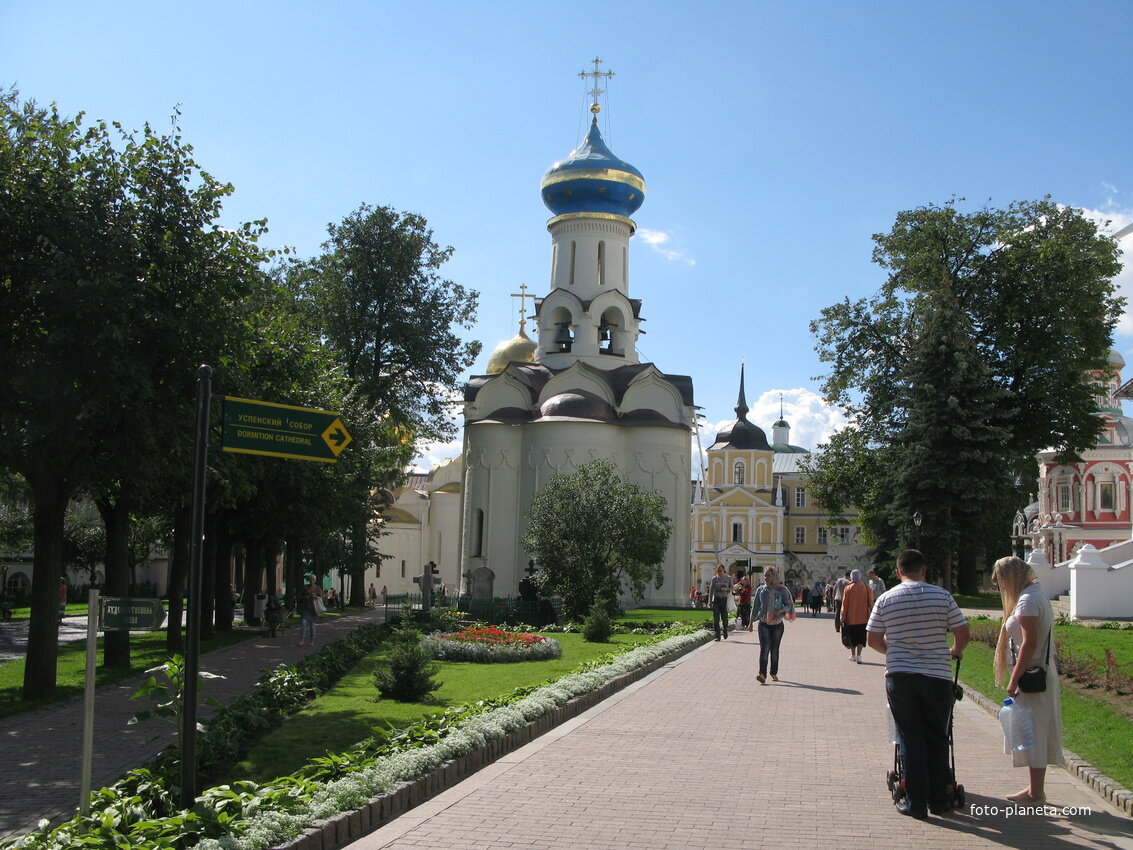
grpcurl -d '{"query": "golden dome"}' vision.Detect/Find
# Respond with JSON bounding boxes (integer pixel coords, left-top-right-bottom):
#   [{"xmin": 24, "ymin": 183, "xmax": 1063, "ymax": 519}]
[{"xmin": 486, "ymin": 328, "xmax": 536, "ymax": 374}]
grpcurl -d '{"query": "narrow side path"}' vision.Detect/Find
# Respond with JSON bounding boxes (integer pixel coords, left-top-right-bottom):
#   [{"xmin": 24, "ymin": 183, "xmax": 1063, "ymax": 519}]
[
  {"xmin": 346, "ymin": 613, "xmax": 1132, "ymax": 850},
  {"xmin": 0, "ymin": 605, "xmax": 385, "ymax": 839}
]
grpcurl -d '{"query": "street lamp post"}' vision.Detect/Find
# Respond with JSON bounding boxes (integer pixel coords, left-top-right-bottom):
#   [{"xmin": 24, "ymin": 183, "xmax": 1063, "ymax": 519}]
[{"xmin": 912, "ymin": 510, "xmax": 923, "ymax": 549}]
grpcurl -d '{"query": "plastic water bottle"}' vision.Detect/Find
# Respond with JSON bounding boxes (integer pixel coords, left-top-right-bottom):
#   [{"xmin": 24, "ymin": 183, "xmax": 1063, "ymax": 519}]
[
  {"xmin": 999, "ymin": 698, "xmax": 1035, "ymax": 751},
  {"xmin": 885, "ymin": 702, "xmax": 899, "ymax": 745}
]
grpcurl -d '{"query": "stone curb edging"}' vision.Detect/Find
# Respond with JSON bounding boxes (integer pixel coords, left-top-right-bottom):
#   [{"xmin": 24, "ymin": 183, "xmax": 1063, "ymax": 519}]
[
  {"xmin": 272, "ymin": 632, "xmax": 713, "ymax": 850},
  {"xmin": 958, "ymin": 682, "xmax": 1132, "ymax": 817}
]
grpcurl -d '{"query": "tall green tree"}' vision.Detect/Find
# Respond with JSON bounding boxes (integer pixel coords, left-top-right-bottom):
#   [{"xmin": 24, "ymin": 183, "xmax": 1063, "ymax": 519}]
[
  {"xmin": 0, "ymin": 92, "xmax": 263, "ymax": 694},
  {"xmin": 522, "ymin": 460, "xmax": 672, "ymax": 620},
  {"xmin": 885, "ymin": 287, "xmax": 1013, "ymax": 590},
  {"xmin": 809, "ymin": 198, "xmax": 1123, "ymax": 588},
  {"xmin": 287, "ymin": 204, "xmax": 480, "ymax": 603}
]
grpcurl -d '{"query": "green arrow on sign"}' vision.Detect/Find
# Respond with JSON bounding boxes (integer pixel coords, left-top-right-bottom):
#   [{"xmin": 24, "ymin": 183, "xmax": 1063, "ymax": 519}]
[{"xmin": 221, "ymin": 397, "xmax": 352, "ymax": 463}]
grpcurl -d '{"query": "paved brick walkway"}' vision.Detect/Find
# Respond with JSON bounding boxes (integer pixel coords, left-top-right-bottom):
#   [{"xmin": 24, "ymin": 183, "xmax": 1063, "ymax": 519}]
[
  {"xmin": 0, "ymin": 605, "xmax": 386, "ymax": 839},
  {"xmin": 345, "ymin": 614, "xmax": 1133, "ymax": 850}
]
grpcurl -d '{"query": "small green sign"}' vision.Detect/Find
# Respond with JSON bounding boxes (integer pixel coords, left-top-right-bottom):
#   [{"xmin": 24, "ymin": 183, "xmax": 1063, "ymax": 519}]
[
  {"xmin": 221, "ymin": 397, "xmax": 352, "ymax": 463},
  {"xmin": 101, "ymin": 597, "xmax": 166, "ymax": 631}
]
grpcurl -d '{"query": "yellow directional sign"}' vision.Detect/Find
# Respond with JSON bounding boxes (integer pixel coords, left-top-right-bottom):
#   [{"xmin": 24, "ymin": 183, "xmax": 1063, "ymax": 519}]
[{"xmin": 222, "ymin": 397, "xmax": 352, "ymax": 463}]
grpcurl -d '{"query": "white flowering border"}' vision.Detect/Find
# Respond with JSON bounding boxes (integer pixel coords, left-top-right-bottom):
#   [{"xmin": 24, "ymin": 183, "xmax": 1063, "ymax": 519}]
[
  {"xmin": 191, "ymin": 629, "xmax": 707, "ymax": 850},
  {"xmin": 426, "ymin": 633, "xmax": 562, "ymax": 662}
]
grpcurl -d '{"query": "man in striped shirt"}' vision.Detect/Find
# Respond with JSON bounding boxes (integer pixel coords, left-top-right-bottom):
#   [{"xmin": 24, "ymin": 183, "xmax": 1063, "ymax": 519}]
[{"xmin": 867, "ymin": 549, "xmax": 969, "ymax": 820}]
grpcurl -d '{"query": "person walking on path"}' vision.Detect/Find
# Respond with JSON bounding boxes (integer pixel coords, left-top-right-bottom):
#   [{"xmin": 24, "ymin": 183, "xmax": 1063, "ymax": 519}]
[
  {"xmin": 992, "ymin": 555, "xmax": 1063, "ymax": 805},
  {"xmin": 840, "ymin": 569, "xmax": 873, "ymax": 663},
  {"xmin": 753, "ymin": 567, "xmax": 795, "ymax": 684},
  {"xmin": 708, "ymin": 564, "xmax": 734, "ymax": 641},
  {"xmin": 832, "ymin": 570, "xmax": 850, "ymax": 630},
  {"xmin": 867, "ymin": 549, "xmax": 969, "ymax": 819},
  {"xmin": 867, "ymin": 568, "xmax": 886, "ymax": 604},
  {"xmin": 735, "ymin": 573, "xmax": 754, "ymax": 632},
  {"xmin": 298, "ymin": 575, "xmax": 323, "ymax": 647}
]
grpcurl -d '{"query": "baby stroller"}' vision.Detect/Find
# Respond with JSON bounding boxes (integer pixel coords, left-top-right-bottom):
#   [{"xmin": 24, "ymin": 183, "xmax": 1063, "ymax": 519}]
[{"xmin": 886, "ymin": 657, "xmax": 965, "ymax": 810}]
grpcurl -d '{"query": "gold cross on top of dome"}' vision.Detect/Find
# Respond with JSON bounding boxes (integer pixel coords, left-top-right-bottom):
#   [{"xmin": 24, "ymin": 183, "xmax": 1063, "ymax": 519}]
[
  {"xmin": 579, "ymin": 57, "xmax": 614, "ymax": 116},
  {"xmin": 510, "ymin": 283, "xmax": 532, "ymax": 333}
]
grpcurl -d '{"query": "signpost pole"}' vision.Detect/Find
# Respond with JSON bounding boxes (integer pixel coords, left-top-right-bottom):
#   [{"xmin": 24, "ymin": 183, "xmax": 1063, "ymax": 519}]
[
  {"xmin": 181, "ymin": 364, "xmax": 212, "ymax": 807},
  {"xmin": 79, "ymin": 587, "xmax": 99, "ymax": 815}
]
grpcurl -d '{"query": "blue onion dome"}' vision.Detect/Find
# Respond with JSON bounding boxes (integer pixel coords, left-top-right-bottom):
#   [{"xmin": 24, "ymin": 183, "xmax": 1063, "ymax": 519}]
[{"xmin": 541, "ymin": 118, "xmax": 646, "ymax": 218}]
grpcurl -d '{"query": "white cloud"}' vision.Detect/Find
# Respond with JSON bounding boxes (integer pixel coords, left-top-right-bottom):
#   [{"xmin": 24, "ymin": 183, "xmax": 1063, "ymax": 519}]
[
  {"xmin": 1077, "ymin": 205, "xmax": 1133, "ymax": 341},
  {"xmin": 411, "ymin": 437, "xmax": 463, "ymax": 474},
  {"xmin": 637, "ymin": 227, "xmax": 696, "ymax": 265}
]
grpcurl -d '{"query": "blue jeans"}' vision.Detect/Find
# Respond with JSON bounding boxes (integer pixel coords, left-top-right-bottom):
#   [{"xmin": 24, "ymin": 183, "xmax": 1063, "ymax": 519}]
[
  {"xmin": 757, "ymin": 621, "xmax": 784, "ymax": 676},
  {"xmin": 886, "ymin": 673, "xmax": 954, "ymax": 813},
  {"xmin": 712, "ymin": 598, "xmax": 730, "ymax": 638},
  {"xmin": 300, "ymin": 617, "xmax": 317, "ymax": 642}
]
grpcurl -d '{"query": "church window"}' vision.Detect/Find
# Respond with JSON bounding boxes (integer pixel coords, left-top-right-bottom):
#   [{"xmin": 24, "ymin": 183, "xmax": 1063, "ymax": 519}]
[
  {"xmin": 597, "ymin": 240, "xmax": 606, "ymax": 286},
  {"xmin": 818, "ymin": 527, "xmax": 828, "ymax": 545},
  {"xmin": 473, "ymin": 509, "xmax": 485, "ymax": 557},
  {"xmin": 733, "ymin": 462, "xmax": 745, "ymax": 485},
  {"xmin": 732, "ymin": 521, "xmax": 743, "ymax": 543},
  {"xmin": 795, "ymin": 488, "xmax": 807, "ymax": 508},
  {"xmin": 622, "ymin": 246, "xmax": 627, "ymax": 284},
  {"xmin": 1100, "ymin": 482, "xmax": 1114, "ymax": 510},
  {"xmin": 1057, "ymin": 483, "xmax": 1071, "ymax": 513},
  {"xmin": 794, "ymin": 526, "xmax": 806, "ymax": 544},
  {"xmin": 569, "ymin": 241, "xmax": 576, "ymax": 285},
  {"xmin": 400, "ymin": 560, "xmax": 406, "ymax": 578}
]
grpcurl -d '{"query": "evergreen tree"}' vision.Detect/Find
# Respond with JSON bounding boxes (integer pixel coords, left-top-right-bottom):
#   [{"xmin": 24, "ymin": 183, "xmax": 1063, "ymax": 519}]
[{"xmin": 887, "ymin": 286, "xmax": 1012, "ymax": 591}]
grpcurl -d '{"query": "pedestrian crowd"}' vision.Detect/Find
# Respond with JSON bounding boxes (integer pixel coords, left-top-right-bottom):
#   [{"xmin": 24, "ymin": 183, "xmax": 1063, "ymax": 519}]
[{"xmin": 701, "ymin": 548, "xmax": 1063, "ymax": 822}]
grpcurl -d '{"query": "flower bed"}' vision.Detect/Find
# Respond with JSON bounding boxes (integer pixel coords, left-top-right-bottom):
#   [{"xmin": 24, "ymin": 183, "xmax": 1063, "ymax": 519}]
[{"xmin": 426, "ymin": 626, "xmax": 562, "ymax": 662}]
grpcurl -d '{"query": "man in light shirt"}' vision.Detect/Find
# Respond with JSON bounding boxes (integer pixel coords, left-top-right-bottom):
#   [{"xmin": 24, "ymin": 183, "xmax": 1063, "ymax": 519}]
[{"xmin": 867, "ymin": 550, "xmax": 969, "ymax": 820}]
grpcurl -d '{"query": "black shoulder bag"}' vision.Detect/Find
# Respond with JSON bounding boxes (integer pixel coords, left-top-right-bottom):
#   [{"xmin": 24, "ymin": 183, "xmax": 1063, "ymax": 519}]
[{"xmin": 1017, "ymin": 626, "xmax": 1051, "ymax": 693}]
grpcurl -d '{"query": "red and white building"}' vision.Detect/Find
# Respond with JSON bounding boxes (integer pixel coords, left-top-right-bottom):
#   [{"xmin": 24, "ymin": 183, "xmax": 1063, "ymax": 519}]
[{"xmin": 1031, "ymin": 350, "xmax": 1133, "ymax": 563}]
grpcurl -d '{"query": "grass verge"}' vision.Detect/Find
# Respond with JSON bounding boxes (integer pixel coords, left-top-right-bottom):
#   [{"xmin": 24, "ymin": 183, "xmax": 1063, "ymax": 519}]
[
  {"xmin": 226, "ymin": 631, "xmax": 658, "ymax": 784},
  {"xmin": 0, "ymin": 628, "xmax": 255, "ymax": 719},
  {"xmin": 958, "ymin": 639, "xmax": 1133, "ymax": 791}
]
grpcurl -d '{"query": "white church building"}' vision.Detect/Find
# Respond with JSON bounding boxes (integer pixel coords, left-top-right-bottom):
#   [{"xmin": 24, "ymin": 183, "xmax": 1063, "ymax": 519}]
[{"xmin": 456, "ymin": 95, "xmax": 694, "ymax": 607}]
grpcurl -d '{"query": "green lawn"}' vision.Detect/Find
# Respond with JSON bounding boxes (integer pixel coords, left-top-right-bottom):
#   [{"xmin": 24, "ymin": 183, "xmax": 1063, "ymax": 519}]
[
  {"xmin": 953, "ymin": 592, "xmax": 1003, "ymax": 609},
  {"xmin": 225, "ymin": 632, "xmax": 658, "ymax": 784},
  {"xmin": 958, "ymin": 640, "xmax": 1133, "ymax": 791},
  {"xmin": 620, "ymin": 606, "xmax": 710, "ymax": 624},
  {"xmin": 0, "ymin": 628, "xmax": 255, "ymax": 719}
]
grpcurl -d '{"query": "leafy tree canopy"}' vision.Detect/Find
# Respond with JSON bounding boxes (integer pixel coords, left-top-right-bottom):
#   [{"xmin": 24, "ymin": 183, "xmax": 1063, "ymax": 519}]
[
  {"xmin": 522, "ymin": 459, "xmax": 672, "ymax": 620},
  {"xmin": 808, "ymin": 198, "xmax": 1123, "ymax": 586}
]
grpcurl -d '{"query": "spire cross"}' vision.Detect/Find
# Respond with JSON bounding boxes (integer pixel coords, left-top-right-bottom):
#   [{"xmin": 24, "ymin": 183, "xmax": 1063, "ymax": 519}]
[
  {"xmin": 579, "ymin": 57, "xmax": 614, "ymax": 115},
  {"xmin": 510, "ymin": 283, "xmax": 532, "ymax": 333}
]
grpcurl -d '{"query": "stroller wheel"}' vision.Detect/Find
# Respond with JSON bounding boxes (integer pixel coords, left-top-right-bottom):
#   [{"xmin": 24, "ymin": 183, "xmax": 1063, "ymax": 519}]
[
  {"xmin": 954, "ymin": 784, "xmax": 965, "ymax": 807},
  {"xmin": 886, "ymin": 771, "xmax": 899, "ymax": 792}
]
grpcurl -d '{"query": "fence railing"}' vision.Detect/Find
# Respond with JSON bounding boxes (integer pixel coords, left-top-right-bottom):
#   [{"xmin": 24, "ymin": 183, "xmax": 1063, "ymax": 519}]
[{"xmin": 383, "ymin": 593, "xmax": 559, "ymax": 626}]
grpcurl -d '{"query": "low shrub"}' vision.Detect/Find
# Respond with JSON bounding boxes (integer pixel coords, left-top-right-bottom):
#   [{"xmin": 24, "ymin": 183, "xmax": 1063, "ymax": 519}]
[
  {"xmin": 373, "ymin": 627, "xmax": 441, "ymax": 702},
  {"xmin": 582, "ymin": 602, "xmax": 613, "ymax": 643}
]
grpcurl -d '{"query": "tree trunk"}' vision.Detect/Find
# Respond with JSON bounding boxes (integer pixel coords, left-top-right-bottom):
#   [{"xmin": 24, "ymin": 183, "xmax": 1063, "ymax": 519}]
[
  {"xmin": 213, "ymin": 522, "xmax": 234, "ymax": 632},
  {"xmin": 96, "ymin": 497, "xmax": 132, "ymax": 669},
  {"xmin": 284, "ymin": 536, "xmax": 303, "ymax": 613},
  {"xmin": 22, "ymin": 473, "xmax": 69, "ymax": 700},
  {"xmin": 241, "ymin": 538, "xmax": 266, "ymax": 625},
  {"xmin": 955, "ymin": 540, "xmax": 980, "ymax": 596},
  {"xmin": 349, "ymin": 519, "xmax": 367, "ymax": 607},
  {"xmin": 199, "ymin": 514, "xmax": 217, "ymax": 642},
  {"xmin": 166, "ymin": 506, "xmax": 190, "ymax": 653}
]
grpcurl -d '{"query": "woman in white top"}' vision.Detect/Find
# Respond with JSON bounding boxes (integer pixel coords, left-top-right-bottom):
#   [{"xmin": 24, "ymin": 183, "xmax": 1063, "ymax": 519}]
[{"xmin": 992, "ymin": 556, "xmax": 1062, "ymax": 805}]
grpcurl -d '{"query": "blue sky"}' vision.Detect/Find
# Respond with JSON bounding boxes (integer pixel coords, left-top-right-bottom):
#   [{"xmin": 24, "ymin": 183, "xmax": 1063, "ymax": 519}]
[{"xmin": 4, "ymin": 0, "xmax": 1132, "ymax": 471}]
